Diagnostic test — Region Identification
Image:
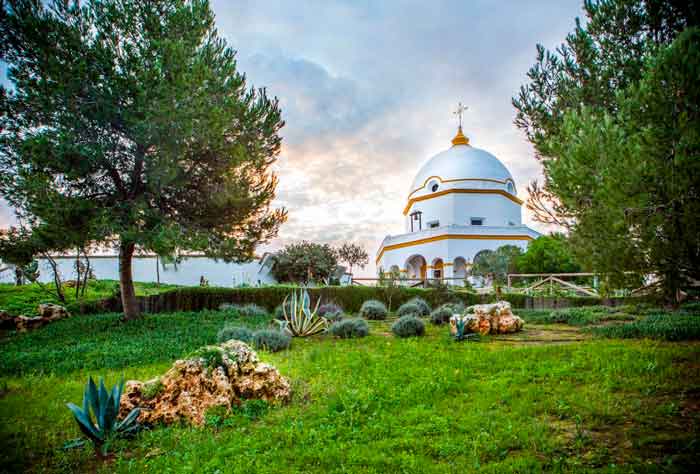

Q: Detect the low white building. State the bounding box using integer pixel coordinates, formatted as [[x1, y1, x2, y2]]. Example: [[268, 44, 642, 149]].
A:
[[0, 254, 277, 287], [376, 126, 540, 284]]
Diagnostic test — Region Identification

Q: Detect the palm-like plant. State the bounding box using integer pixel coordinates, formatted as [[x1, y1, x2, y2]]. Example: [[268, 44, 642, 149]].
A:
[[66, 377, 140, 456], [281, 287, 328, 336]]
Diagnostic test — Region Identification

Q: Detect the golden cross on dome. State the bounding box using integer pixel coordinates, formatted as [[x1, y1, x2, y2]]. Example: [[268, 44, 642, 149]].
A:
[[453, 102, 468, 128]]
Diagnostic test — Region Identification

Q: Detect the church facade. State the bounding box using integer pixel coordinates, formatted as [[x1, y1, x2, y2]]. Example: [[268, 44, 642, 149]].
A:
[[376, 124, 540, 285]]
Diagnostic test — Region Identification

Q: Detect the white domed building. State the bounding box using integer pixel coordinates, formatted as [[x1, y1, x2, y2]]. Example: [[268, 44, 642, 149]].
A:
[[376, 126, 540, 285]]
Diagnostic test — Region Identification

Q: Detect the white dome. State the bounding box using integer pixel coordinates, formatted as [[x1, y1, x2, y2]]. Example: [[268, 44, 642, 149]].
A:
[[410, 144, 515, 196]]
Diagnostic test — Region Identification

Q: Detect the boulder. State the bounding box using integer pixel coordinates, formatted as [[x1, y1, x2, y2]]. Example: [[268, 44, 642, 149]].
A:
[[496, 315, 524, 334], [119, 340, 291, 426], [37, 303, 70, 321], [0, 310, 15, 329], [15, 315, 48, 332], [451, 301, 524, 336]]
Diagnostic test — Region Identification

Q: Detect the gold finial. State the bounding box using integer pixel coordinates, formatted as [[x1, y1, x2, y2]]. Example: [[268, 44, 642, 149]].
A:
[[452, 102, 470, 146], [451, 127, 469, 146]]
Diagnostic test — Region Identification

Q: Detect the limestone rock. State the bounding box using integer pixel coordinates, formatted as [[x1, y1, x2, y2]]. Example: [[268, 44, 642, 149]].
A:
[[37, 304, 70, 321], [451, 301, 524, 336], [120, 341, 290, 426], [0, 310, 14, 329], [15, 315, 48, 332]]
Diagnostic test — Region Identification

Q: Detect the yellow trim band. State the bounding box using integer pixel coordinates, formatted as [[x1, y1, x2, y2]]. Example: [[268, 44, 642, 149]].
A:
[[403, 188, 523, 215], [376, 234, 533, 264], [408, 175, 511, 199]]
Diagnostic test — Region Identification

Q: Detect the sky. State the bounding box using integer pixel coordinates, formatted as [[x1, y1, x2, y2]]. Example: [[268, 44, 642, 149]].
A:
[[0, 0, 585, 277]]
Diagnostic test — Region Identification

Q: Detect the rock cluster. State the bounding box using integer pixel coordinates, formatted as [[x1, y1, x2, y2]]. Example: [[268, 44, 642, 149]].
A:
[[119, 340, 291, 426], [449, 301, 524, 336], [0, 304, 71, 332]]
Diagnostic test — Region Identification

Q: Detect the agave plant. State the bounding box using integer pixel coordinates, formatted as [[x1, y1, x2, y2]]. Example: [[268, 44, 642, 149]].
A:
[[453, 318, 480, 342], [282, 287, 328, 336], [66, 377, 140, 456]]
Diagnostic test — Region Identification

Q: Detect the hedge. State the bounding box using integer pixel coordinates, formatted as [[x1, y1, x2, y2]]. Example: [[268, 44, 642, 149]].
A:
[[78, 285, 654, 315]]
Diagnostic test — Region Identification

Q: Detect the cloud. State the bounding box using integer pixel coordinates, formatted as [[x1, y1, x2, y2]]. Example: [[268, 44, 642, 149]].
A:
[[1, 0, 585, 277]]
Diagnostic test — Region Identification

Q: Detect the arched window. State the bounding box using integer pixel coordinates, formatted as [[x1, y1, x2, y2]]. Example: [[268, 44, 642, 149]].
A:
[[506, 181, 515, 194]]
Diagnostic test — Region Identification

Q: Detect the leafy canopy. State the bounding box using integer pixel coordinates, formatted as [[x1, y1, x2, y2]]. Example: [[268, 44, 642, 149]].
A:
[[516, 234, 581, 274], [0, 0, 287, 262], [271, 241, 338, 285], [471, 245, 523, 284], [513, 0, 700, 301]]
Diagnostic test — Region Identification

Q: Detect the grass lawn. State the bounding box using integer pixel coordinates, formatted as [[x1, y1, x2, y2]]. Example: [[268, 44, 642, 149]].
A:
[[1, 308, 699, 473], [0, 280, 178, 316]]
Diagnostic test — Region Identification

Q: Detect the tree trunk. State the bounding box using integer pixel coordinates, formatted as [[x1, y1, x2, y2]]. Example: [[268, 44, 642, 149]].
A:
[[119, 241, 141, 320], [14, 267, 23, 286]]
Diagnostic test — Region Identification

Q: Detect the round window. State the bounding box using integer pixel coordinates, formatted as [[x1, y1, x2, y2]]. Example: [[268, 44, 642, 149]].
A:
[[431, 183, 439, 192], [506, 182, 515, 194]]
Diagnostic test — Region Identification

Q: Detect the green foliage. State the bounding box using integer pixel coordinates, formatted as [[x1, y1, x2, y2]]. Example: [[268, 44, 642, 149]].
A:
[[217, 325, 254, 344], [391, 315, 425, 338], [187, 346, 227, 370], [521, 306, 634, 326], [140, 379, 164, 401], [0, 309, 271, 377], [516, 234, 581, 274], [317, 303, 344, 322], [430, 304, 459, 325], [234, 304, 268, 318], [396, 302, 421, 318], [329, 318, 369, 339], [591, 312, 700, 341], [271, 242, 338, 284], [471, 245, 523, 283], [359, 299, 388, 320], [514, 2, 700, 302], [66, 377, 140, 455], [0, 280, 176, 316], [252, 329, 291, 352], [280, 287, 327, 337], [336, 242, 369, 275], [2, 307, 700, 472], [404, 297, 431, 316], [0, 0, 287, 319]]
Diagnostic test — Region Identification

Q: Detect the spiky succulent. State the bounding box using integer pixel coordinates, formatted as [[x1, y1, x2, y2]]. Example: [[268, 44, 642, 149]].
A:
[[282, 287, 328, 336], [66, 377, 140, 455]]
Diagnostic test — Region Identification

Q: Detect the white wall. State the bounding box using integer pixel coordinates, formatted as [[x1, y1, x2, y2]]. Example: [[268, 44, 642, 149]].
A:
[[28, 256, 275, 287], [405, 192, 521, 232]]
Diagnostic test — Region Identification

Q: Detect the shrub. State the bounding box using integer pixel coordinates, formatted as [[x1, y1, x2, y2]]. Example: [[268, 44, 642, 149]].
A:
[[318, 303, 344, 322], [591, 312, 700, 341], [430, 304, 459, 325], [329, 318, 369, 338], [360, 300, 387, 320], [405, 297, 431, 316], [391, 315, 425, 338], [252, 329, 291, 352], [274, 302, 290, 320], [217, 325, 253, 343], [235, 303, 268, 318], [397, 302, 421, 318]]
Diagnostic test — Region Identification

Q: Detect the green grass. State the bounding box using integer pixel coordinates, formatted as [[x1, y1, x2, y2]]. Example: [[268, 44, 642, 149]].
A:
[[1, 309, 699, 473], [591, 312, 700, 341], [0, 309, 271, 377], [0, 280, 177, 316], [519, 306, 635, 326]]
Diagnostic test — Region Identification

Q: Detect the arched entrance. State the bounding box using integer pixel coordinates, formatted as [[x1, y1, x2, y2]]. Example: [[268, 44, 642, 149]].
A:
[[453, 257, 468, 281], [405, 255, 427, 281], [431, 258, 444, 280]]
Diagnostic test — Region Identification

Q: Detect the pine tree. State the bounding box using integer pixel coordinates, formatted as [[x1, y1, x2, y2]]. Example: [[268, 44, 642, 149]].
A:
[[0, 0, 287, 318]]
